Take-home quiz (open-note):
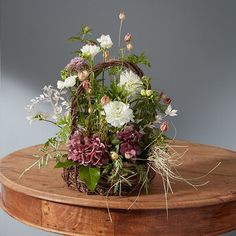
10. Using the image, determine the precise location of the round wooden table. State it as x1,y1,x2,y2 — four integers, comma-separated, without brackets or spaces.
0,141,236,236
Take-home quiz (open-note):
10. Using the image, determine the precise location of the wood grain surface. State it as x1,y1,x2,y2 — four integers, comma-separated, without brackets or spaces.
0,140,236,236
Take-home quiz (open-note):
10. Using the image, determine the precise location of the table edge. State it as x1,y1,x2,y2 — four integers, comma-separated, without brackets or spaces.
1,140,236,210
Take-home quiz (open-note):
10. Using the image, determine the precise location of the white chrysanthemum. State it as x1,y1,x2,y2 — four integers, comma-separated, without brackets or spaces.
97,34,113,49
103,101,134,128
118,70,143,95
81,44,100,59
64,75,77,88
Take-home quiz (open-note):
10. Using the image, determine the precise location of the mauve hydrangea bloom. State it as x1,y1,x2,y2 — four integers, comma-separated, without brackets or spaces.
116,126,142,159
120,142,141,159
116,126,142,143
65,57,88,72
68,131,109,167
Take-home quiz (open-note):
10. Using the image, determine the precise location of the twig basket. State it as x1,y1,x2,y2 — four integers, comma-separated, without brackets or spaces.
62,59,154,196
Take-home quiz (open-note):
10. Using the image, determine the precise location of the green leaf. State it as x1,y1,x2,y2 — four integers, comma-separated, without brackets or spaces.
126,52,151,67
60,69,69,80
79,166,101,191
68,36,97,45
54,160,76,168
80,25,92,35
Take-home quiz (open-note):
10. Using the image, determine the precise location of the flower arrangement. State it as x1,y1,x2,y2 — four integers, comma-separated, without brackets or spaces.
25,11,183,196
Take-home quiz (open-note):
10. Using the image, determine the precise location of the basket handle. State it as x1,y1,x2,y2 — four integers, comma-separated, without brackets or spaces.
70,59,144,133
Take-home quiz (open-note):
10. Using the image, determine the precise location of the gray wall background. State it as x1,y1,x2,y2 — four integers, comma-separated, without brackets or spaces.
1,0,236,235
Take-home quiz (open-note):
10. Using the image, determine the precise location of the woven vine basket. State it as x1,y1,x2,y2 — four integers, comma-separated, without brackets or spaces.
61,59,155,196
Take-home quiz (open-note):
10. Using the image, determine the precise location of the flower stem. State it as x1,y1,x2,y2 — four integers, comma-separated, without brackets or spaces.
118,20,123,47
40,119,62,129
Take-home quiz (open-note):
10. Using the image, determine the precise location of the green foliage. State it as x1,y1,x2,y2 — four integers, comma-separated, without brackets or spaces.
33,137,60,168
56,115,71,142
133,98,157,126
60,69,69,80
108,66,123,76
80,25,92,35
67,25,97,45
125,52,151,67
107,80,129,102
55,160,76,168
79,166,101,191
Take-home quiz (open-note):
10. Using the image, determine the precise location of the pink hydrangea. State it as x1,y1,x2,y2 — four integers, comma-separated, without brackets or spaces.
65,57,88,72
68,131,109,167
116,126,142,159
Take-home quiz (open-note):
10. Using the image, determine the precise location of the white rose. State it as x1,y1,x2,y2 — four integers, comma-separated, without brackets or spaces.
64,75,77,88
81,44,100,59
57,80,65,90
118,70,143,95
103,101,134,128
97,34,113,49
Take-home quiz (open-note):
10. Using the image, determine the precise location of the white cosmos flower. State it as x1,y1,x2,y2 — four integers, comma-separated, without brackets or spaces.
81,44,100,59
64,75,77,88
118,70,143,95
57,80,65,90
165,105,178,117
97,34,113,49
103,101,134,128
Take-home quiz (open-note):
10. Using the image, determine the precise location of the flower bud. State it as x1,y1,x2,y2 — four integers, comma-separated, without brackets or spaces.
140,89,146,96
119,11,126,21
126,43,134,51
125,149,136,159
160,121,169,132
160,92,167,100
110,151,119,160
126,43,133,51
101,95,110,106
78,70,89,81
146,90,153,97
88,107,92,113
124,33,132,42
164,97,172,104
82,79,91,92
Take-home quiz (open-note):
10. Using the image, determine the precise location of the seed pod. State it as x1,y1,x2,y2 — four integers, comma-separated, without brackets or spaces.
164,97,172,104
101,95,110,106
119,11,126,21
124,33,132,42
160,121,169,132
126,43,133,51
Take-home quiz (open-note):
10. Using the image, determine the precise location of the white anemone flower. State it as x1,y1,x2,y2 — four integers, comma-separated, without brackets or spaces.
81,44,100,59
118,70,143,95
103,101,134,128
97,34,113,49
165,105,178,117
